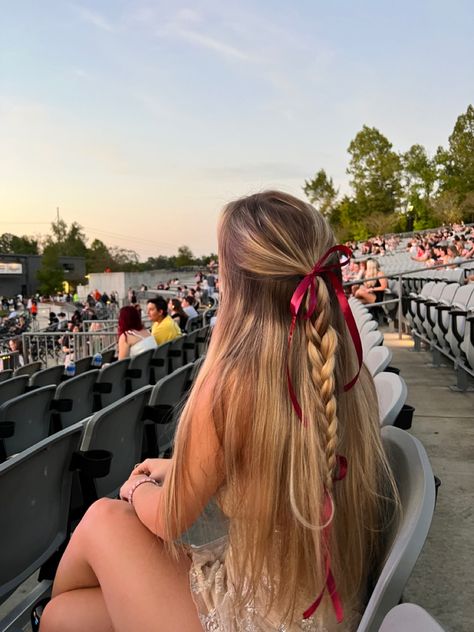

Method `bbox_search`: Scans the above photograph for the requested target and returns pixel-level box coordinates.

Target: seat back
[362,331,384,360]
[0,385,56,460]
[378,603,445,632]
[167,336,185,373]
[357,426,436,632]
[30,365,65,388]
[94,359,130,408]
[147,363,194,457]
[374,372,408,426]
[80,385,152,499]
[13,361,42,378]
[0,423,83,600]
[126,348,155,393]
[150,341,172,384]
[100,349,116,364]
[0,370,13,384]
[74,356,93,375]
[364,346,393,377]
[185,315,203,333]
[53,370,99,429]
[0,376,29,407]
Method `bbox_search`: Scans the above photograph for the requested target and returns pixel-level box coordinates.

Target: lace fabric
[188,536,359,632]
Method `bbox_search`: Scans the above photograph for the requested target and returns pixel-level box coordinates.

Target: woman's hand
[131,458,173,485]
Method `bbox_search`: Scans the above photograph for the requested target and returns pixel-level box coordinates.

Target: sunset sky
[1,1,473,258]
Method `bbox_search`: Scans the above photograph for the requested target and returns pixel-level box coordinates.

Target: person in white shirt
[181,295,198,319]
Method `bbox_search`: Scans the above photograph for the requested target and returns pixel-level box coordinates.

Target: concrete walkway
[384,331,474,632]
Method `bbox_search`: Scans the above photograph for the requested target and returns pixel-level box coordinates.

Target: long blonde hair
[164,191,396,622]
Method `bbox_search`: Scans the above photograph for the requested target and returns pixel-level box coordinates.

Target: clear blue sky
[1,1,473,257]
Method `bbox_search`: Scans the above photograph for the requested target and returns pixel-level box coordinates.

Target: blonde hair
[164,191,397,622]
[365,259,381,288]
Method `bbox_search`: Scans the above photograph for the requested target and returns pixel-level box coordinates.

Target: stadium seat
[185,315,203,333]
[30,365,65,388]
[356,426,436,632]
[361,330,384,360]
[0,385,56,462]
[374,372,408,426]
[150,341,172,385]
[74,356,93,375]
[378,603,445,632]
[51,370,99,430]
[0,376,29,407]
[13,361,42,378]
[0,370,13,384]
[93,358,130,409]
[0,424,83,632]
[79,385,152,500]
[125,348,155,393]
[144,363,194,458]
[167,336,185,374]
[100,349,116,364]
[364,346,393,377]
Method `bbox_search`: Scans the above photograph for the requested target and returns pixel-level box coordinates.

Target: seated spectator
[147,296,181,345]
[42,191,397,632]
[182,295,199,319]
[8,337,25,367]
[117,306,157,359]
[168,298,189,332]
[354,258,388,304]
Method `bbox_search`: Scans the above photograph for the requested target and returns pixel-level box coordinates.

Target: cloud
[172,26,253,61]
[71,4,117,32]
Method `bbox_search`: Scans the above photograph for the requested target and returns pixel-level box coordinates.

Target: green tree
[36,245,64,295]
[347,126,402,218]
[86,239,115,272]
[437,104,474,198]
[303,169,338,217]
[175,245,194,267]
[0,233,39,254]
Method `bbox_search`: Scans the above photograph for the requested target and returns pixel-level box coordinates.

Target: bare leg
[354,287,375,304]
[41,498,203,632]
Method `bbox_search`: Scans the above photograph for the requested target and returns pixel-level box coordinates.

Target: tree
[347,126,402,218]
[175,245,194,267]
[303,169,338,217]
[86,239,115,273]
[437,104,474,198]
[36,245,64,295]
[0,233,39,254]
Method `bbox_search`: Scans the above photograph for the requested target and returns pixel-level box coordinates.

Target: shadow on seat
[356,426,436,632]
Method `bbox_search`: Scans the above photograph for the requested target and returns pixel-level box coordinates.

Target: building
[0,253,86,297]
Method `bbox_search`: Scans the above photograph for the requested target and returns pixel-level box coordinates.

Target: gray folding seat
[94,359,130,409]
[185,315,203,333]
[0,424,83,632]
[167,336,185,374]
[144,363,194,458]
[125,348,155,393]
[195,325,210,359]
[74,355,93,375]
[100,349,116,364]
[364,346,393,377]
[461,309,474,370]
[0,370,13,384]
[0,376,29,407]
[13,361,42,378]
[52,370,99,430]
[150,341,172,385]
[378,603,445,632]
[445,284,474,359]
[406,281,435,330]
[79,385,152,499]
[183,329,200,364]
[361,330,384,361]
[413,281,446,337]
[356,426,436,632]
[374,372,408,427]
[30,364,65,388]
[0,385,56,462]
[425,283,460,343]
[433,284,471,352]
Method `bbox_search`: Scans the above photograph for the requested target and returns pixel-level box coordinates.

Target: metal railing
[21,331,118,368]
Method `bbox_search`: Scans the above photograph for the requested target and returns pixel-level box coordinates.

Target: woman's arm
[118,333,130,360]
[120,381,223,540]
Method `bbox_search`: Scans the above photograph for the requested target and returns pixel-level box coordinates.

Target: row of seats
[406,279,474,375]
[350,297,413,429]
[0,326,210,463]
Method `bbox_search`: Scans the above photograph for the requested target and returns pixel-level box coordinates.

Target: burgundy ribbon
[285,245,361,622]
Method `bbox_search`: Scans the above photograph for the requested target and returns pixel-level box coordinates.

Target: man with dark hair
[147,296,181,345]
[181,295,198,319]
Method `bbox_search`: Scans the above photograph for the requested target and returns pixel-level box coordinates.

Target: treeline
[304,104,474,241]
[0,220,217,294]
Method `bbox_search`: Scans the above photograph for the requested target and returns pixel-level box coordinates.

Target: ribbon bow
[287,244,363,422]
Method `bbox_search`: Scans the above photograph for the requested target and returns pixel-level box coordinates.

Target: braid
[305,278,339,493]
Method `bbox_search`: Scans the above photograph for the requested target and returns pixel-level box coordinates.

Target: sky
[1,0,473,258]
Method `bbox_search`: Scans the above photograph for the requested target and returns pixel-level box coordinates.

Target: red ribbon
[285,245,361,622]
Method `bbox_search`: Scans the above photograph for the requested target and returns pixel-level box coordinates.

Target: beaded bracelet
[128,476,159,506]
